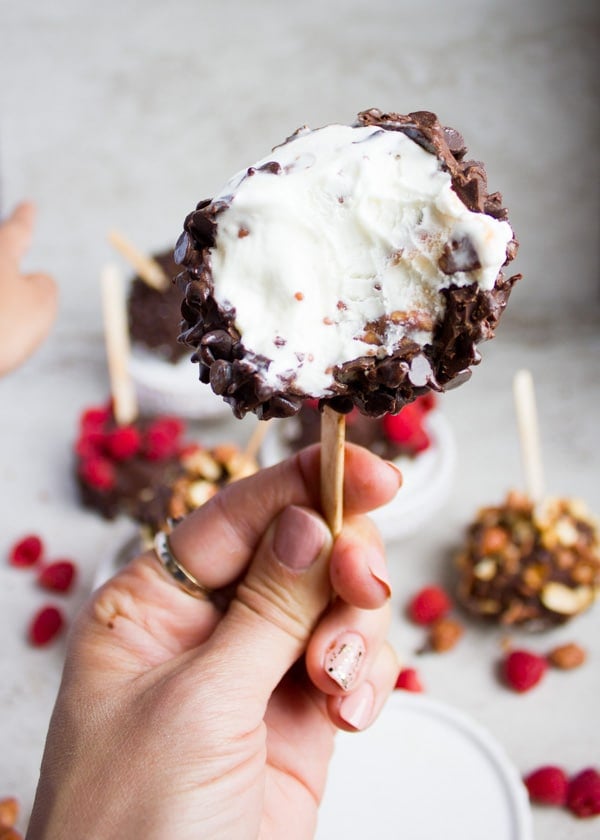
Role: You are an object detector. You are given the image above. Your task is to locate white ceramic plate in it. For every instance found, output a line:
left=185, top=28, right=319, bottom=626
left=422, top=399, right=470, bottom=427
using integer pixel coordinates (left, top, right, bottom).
left=261, top=409, right=457, bottom=542
left=129, top=346, right=232, bottom=420
left=317, top=692, right=532, bottom=840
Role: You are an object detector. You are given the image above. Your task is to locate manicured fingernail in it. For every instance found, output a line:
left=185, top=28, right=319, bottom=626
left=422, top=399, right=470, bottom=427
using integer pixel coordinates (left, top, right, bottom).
left=384, top=460, right=403, bottom=487
left=273, top=506, right=329, bottom=572
left=339, top=682, right=375, bottom=731
left=368, top=552, right=392, bottom=598
left=324, top=632, right=366, bottom=691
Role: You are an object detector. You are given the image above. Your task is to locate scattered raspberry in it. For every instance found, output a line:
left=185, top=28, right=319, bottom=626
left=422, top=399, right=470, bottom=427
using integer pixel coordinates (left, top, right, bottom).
left=28, top=605, right=65, bottom=646
left=143, top=417, right=184, bottom=460
left=523, top=766, right=568, bottom=806
left=407, top=585, right=451, bottom=625
left=79, top=455, right=116, bottom=491
left=104, top=425, right=142, bottom=461
left=395, top=667, right=424, bottom=692
left=0, top=795, right=19, bottom=830
left=38, top=560, right=77, bottom=594
left=567, top=768, right=600, bottom=818
left=429, top=616, right=464, bottom=652
left=547, top=642, right=586, bottom=670
left=8, top=535, right=44, bottom=568
left=503, top=649, right=547, bottom=692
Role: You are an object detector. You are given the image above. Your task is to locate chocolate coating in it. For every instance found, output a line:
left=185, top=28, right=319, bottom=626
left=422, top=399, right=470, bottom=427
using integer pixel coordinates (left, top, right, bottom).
left=176, top=110, right=521, bottom=419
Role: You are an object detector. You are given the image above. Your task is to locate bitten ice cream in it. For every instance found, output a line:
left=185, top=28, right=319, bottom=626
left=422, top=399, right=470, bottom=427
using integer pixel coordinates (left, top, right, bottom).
left=175, top=110, right=521, bottom=419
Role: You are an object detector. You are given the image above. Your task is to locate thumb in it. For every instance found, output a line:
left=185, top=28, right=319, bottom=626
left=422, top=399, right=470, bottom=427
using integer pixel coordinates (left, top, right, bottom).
left=205, top=505, right=333, bottom=713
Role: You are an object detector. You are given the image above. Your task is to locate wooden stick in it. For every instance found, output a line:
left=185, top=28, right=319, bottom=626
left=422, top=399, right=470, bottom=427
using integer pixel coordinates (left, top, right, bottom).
left=320, top=406, right=346, bottom=537
left=513, top=369, right=545, bottom=504
left=107, top=229, right=170, bottom=292
left=101, top=263, right=138, bottom=426
left=243, top=418, right=271, bottom=465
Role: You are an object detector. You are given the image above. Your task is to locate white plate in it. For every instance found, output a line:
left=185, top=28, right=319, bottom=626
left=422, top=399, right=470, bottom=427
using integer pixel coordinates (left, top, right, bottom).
left=317, top=692, right=532, bottom=840
left=261, top=409, right=457, bottom=542
left=129, top=346, right=232, bottom=420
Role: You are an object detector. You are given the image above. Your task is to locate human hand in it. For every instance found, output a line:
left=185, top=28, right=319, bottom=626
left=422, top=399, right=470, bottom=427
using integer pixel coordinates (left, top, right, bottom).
left=0, top=202, right=57, bottom=376
left=27, top=444, right=401, bottom=840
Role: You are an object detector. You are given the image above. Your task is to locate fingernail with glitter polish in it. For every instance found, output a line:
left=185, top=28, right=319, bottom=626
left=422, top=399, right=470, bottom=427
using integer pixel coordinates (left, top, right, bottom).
left=339, top=682, right=375, bottom=731
left=273, top=506, right=330, bottom=572
left=324, top=632, right=366, bottom=691
left=368, top=551, right=392, bottom=597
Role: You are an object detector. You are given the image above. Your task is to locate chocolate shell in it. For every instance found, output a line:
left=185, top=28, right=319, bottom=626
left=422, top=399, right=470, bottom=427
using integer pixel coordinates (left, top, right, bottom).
left=175, top=110, right=521, bottom=420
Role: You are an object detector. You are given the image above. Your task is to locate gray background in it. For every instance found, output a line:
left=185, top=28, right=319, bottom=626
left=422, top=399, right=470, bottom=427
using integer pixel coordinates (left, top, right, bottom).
left=1, top=1, right=599, bottom=837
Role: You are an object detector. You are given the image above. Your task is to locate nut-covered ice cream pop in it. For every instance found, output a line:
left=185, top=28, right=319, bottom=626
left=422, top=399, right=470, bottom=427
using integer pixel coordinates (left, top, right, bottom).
left=456, top=491, right=600, bottom=628
left=175, top=109, right=520, bottom=420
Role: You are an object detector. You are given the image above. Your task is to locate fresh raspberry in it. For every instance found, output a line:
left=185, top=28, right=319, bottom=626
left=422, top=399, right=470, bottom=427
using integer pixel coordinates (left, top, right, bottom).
left=567, top=768, right=600, bottom=818
left=503, top=649, right=547, bottom=693
left=8, top=535, right=44, bottom=567
left=80, top=405, right=111, bottom=431
left=104, top=425, right=142, bottom=460
left=79, top=455, right=117, bottom=491
left=74, top=429, right=106, bottom=459
left=407, top=585, right=451, bottom=625
left=28, top=605, right=65, bottom=646
left=523, top=766, right=568, bottom=806
left=394, top=667, right=424, bottom=692
left=415, top=392, right=437, bottom=413
left=382, top=404, right=431, bottom=454
left=143, top=417, right=184, bottom=461
left=38, top=560, right=77, bottom=593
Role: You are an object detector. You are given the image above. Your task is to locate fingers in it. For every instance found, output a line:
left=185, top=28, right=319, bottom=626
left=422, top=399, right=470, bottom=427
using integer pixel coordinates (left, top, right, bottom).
left=330, top=514, right=391, bottom=608
left=168, top=443, right=401, bottom=591
left=328, top=642, right=399, bottom=732
left=0, top=269, right=58, bottom=376
left=305, top=599, right=391, bottom=695
left=0, top=201, right=36, bottom=261
left=199, top=505, right=333, bottom=717
left=305, top=599, right=398, bottom=732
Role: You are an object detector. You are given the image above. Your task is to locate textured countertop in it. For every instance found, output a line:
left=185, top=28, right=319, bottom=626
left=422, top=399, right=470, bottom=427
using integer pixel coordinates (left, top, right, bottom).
left=1, top=0, right=599, bottom=836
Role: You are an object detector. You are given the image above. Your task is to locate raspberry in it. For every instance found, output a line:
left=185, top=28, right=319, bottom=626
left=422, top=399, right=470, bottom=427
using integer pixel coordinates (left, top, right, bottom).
left=38, top=560, right=77, bottom=593
left=104, top=425, right=142, bottom=460
left=28, top=605, right=65, bottom=646
left=567, top=768, right=600, bottom=818
left=415, top=392, right=437, bottom=413
left=407, top=585, right=451, bottom=625
left=79, top=455, right=117, bottom=491
left=143, top=417, right=184, bottom=460
left=503, top=649, right=547, bottom=692
left=80, top=405, right=111, bottom=431
left=8, top=534, right=44, bottom=567
left=523, top=766, right=568, bottom=806
left=394, top=667, right=424, bottom=692
left=382, top=404, right=431, bottom=454
left=74, top=429, right=106, bottom=459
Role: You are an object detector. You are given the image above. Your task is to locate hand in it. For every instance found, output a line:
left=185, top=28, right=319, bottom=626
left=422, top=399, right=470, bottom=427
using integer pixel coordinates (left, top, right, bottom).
left=0, top=202, right=57, bottom=376
left=27, top=444, right=401, bottom=840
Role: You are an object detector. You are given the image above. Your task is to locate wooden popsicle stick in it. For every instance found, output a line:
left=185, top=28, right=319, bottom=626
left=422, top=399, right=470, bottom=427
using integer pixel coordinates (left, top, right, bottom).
left=108, top=229, right=170, bottom=292
left=229, top=419, right=271, bottom=480
left=513, top=368, right=545, bottom=504
left=101, top=263, right=138, bottom=426
left=320, top=406, right=346, bottom=537
left=242, top=418, right=271, bottom=465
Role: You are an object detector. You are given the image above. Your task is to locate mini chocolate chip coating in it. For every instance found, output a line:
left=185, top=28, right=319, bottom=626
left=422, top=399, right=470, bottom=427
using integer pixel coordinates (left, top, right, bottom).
left=175, top=110, right=521, bottom=420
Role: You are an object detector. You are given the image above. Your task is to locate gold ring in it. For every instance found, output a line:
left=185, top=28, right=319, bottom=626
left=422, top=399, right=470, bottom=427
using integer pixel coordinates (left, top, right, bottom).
left=153, top=531, right=213, bottom=600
